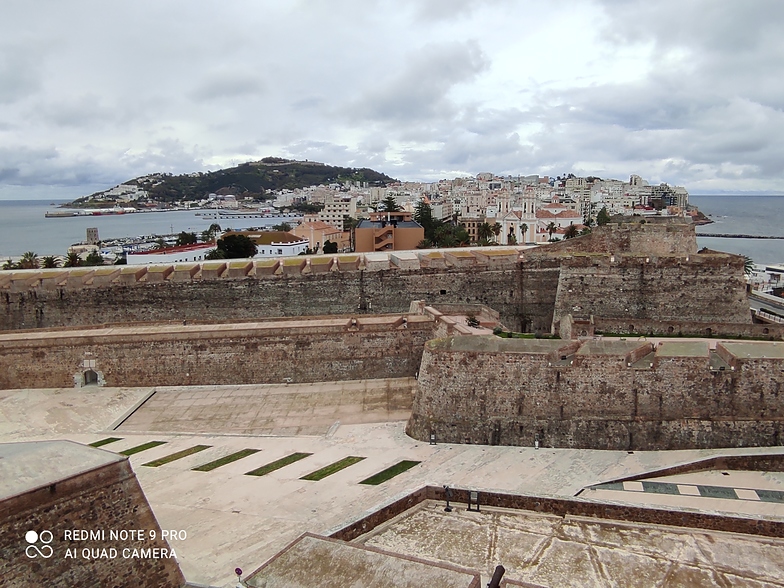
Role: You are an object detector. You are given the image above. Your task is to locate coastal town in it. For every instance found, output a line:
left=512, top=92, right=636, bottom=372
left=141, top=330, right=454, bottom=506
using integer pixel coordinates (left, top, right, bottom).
left=39, top=164, right=696, bottom=262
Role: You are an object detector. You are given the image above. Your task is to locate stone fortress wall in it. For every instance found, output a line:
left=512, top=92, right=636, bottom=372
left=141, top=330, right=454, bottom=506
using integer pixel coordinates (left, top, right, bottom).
left=0, top=442, right=184, bottom=588
left=406, top=336, right=784, bottom=451
left=0, top=221, right=752, bottom=336
left=2, top=219, right=781, bottom=451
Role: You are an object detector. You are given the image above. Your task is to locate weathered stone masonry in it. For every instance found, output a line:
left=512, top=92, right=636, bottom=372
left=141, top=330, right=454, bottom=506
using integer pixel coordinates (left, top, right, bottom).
left=0, top=314, right=437, bottom=390
left=407, top=337, right=784, bottom=450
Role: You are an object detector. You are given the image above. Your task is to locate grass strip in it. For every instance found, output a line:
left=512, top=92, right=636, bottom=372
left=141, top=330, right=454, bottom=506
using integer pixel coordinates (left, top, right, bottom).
left=89, top=437, right=123, bottom=448
left=360, top=460, right=421, bottom=486
left=142, top=445, right=212, bottom=467
left=245, top=452, right=312, bottom=477
left=300, top=456, right=365, bottom=481
left=192, top=449, right=260, bottom=472
left=119, top=441, right=167, bottom=456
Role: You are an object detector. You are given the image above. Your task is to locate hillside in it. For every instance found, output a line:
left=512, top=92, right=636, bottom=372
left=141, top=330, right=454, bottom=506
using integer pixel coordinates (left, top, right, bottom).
left=75, top=158, right=397, bottom=205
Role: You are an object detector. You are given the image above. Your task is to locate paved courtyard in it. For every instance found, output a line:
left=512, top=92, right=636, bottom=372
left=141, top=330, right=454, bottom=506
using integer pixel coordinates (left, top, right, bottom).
left=3, top=384, right=784, bottom=587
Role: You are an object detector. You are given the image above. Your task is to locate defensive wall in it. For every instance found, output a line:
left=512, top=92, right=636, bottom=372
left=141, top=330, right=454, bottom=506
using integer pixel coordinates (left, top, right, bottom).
left=407, top=336, right=784, bottom=450
left=0, top=441, right=184, bottom=588
left=0, top=306, right=485, bottom=390
left=0, top=222, right=753, bottom=335
left=0, top=304, right=500, bottom=390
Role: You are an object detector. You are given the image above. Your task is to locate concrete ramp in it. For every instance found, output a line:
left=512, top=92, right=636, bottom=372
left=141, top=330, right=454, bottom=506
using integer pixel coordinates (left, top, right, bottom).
left=115, top=378, right=416, bottom=436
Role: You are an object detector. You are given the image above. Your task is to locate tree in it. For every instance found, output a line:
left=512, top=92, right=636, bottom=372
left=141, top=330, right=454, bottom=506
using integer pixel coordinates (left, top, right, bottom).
left=414, top=201, right=440, bottom=242
left=343, top=216, right=359, bottom=252
left=596, top=206, right=611, bottom=226
left=176, top=231, right=198, bottom=246
left=213, top=234, right=257, bottom=259
left=380, top=195, right=400, bottom=212
left=520, top=223, right=528, bottom=244
left=18, top=251, right=39, bottom=270
left=84, top=250, right=105, bottom=266
left=564, top=224, right=579, bottom=239
left=272, top=222, right=292, bottom=232
left=3, top=259, right=15, bottom=270
left=322, top=240, right=338, bottom=254
left=477, top=222, right=494, bottom=244
left=507, top=228, right=517, bottom=245
left=201, top=223, right=222, bottom=243
left=546, top=222, right=557, bottom=240
left=743, top=256, right=755, bottom=276
left=492, top=222, right=502, bottom=243
left=42, top=256, right=59, bottom=268
left=64, top=251, right=81, bottom=267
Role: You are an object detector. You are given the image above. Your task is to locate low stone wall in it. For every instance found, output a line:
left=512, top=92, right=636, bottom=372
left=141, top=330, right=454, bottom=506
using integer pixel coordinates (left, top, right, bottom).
left=0, top=455, right=184, bottom=588
left=329, top=484, right=784, bottom=543
left=407, top=336, right=784, bottom=450
left=593, top=317, right=783, bottom=340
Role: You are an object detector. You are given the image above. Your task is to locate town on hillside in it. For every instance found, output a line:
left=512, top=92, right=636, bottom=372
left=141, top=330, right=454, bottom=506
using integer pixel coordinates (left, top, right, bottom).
left=58, top=165, right=695, bottom=261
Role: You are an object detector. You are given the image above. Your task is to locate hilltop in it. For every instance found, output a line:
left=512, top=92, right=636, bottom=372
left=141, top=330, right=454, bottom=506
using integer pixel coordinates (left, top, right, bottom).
left=71, top=158, right=397, bottom=206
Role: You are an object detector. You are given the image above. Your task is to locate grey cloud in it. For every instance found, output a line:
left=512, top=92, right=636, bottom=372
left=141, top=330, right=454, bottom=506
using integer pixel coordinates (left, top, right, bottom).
left=0, top=45, right=43, bottom=104
left=190, top=70, right=265, bottom=102
left=350, top=41, right=490, bottom=124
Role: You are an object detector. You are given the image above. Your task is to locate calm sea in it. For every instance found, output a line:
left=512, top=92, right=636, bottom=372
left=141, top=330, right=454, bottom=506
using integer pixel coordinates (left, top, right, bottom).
left=0, top=195, right=781, bottom=263
left=689, top=195, right=783, bottom=265
left=0, top=201, right=289, bottom=259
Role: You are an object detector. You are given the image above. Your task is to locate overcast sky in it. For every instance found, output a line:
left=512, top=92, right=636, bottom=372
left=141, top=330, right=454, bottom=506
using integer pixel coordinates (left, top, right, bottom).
left=2, top=0, right=784, bottom=199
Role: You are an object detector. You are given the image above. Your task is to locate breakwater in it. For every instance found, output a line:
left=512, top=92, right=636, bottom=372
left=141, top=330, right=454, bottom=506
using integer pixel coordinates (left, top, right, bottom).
left=696, top=233, right=784, bottom=239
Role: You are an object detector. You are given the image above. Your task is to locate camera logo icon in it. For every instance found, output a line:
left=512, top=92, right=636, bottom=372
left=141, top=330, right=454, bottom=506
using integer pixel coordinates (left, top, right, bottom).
left=25, top=530, right=53, bottom=559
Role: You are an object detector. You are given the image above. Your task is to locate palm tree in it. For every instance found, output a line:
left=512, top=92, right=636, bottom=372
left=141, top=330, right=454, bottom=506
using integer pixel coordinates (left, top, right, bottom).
left=520, top=223, right=528, bottom=244
left=18, top=251, right=39, bottom=269
left=491, top=223, right=502, bottom=243
left=64, top=251, right=81, bottom=267
left=42, top=256, right=59, bottom=268
left=2, top=259, right=15, bottom=270
left=546, top=222, right=557, bottom=240
left=743, top=256, right=755, bottom=276
left=564, top=224, right=579, bottom=239
left=477, top=222, right=494, bottom=244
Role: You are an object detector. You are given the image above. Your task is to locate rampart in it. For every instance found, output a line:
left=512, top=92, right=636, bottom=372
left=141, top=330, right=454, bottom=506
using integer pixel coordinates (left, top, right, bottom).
left=0, top=311, right=446, bottom=390
left=0, top=442, right=184, bottom=588
left=0, top=221, right=753, bottom=335
left=407, top=336, right=784, bottom=450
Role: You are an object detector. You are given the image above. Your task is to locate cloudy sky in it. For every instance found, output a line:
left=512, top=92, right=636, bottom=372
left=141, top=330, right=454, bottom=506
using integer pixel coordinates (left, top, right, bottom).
left=2, top=0, right=783, bottom=199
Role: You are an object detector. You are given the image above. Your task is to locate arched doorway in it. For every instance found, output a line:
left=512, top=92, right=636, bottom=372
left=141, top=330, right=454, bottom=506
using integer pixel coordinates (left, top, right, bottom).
left=83, top=369, right=98, bottom=386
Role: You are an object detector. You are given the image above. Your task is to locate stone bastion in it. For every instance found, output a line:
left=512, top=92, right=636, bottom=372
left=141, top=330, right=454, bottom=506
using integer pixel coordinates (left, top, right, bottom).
left=407, top=336, right=784, bottom=450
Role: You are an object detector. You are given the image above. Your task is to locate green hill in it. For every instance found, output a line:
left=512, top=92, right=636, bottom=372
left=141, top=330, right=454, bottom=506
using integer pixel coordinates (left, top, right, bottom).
left=77, top=158, right=397, bottom=205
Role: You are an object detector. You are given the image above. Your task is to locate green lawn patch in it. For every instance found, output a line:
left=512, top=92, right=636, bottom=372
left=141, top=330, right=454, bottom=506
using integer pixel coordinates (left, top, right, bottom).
left=192, top=449, right=260, bottom=472
left=119, top=441, right=167, bottom=456
left=300, top=456, right=365, bottom=481
left=360, top=460, right=421, bottom=485
left=245, top=452, right=312, bottom=477
left=142, top=445, right=212, bottom=467
left=89, top=437, right=123, bottom=448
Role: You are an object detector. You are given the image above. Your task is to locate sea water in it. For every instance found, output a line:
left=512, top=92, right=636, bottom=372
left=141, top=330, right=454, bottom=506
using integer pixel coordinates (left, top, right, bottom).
left=0, top=195, right=781, bottom=263
left=0, top=200, right=290, bottom=259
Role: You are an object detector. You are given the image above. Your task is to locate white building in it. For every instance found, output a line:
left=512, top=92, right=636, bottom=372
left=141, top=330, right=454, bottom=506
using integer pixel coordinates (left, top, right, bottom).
left=126, top=243, right=215, bottom=265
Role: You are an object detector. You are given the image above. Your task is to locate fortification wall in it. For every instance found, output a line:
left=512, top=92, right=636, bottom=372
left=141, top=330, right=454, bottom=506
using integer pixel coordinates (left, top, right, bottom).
left=551, top=253, right=750, bottom=332
left=407, top=337, right=784, bottom=450
left=535, top=220, right=698, bottom=256
left=0, top=457, right=184, bottom=588
left=0, top=315, right=437, bottom=390
left=0, top=265, right=525, bottom=332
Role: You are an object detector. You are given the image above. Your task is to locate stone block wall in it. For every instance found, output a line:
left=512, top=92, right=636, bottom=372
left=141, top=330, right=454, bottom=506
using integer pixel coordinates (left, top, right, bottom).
left=0, top=459, right=184, bottom=588
left=407, top=336, right=784, bottom=450
left=552, top=253, right=750, bottom=332
left=0, top=316, right=437, bottom=390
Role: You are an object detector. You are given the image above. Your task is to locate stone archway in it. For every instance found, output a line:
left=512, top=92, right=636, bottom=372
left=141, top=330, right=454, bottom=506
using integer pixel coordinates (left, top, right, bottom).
left=83, top=369, right=99, bottom=386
